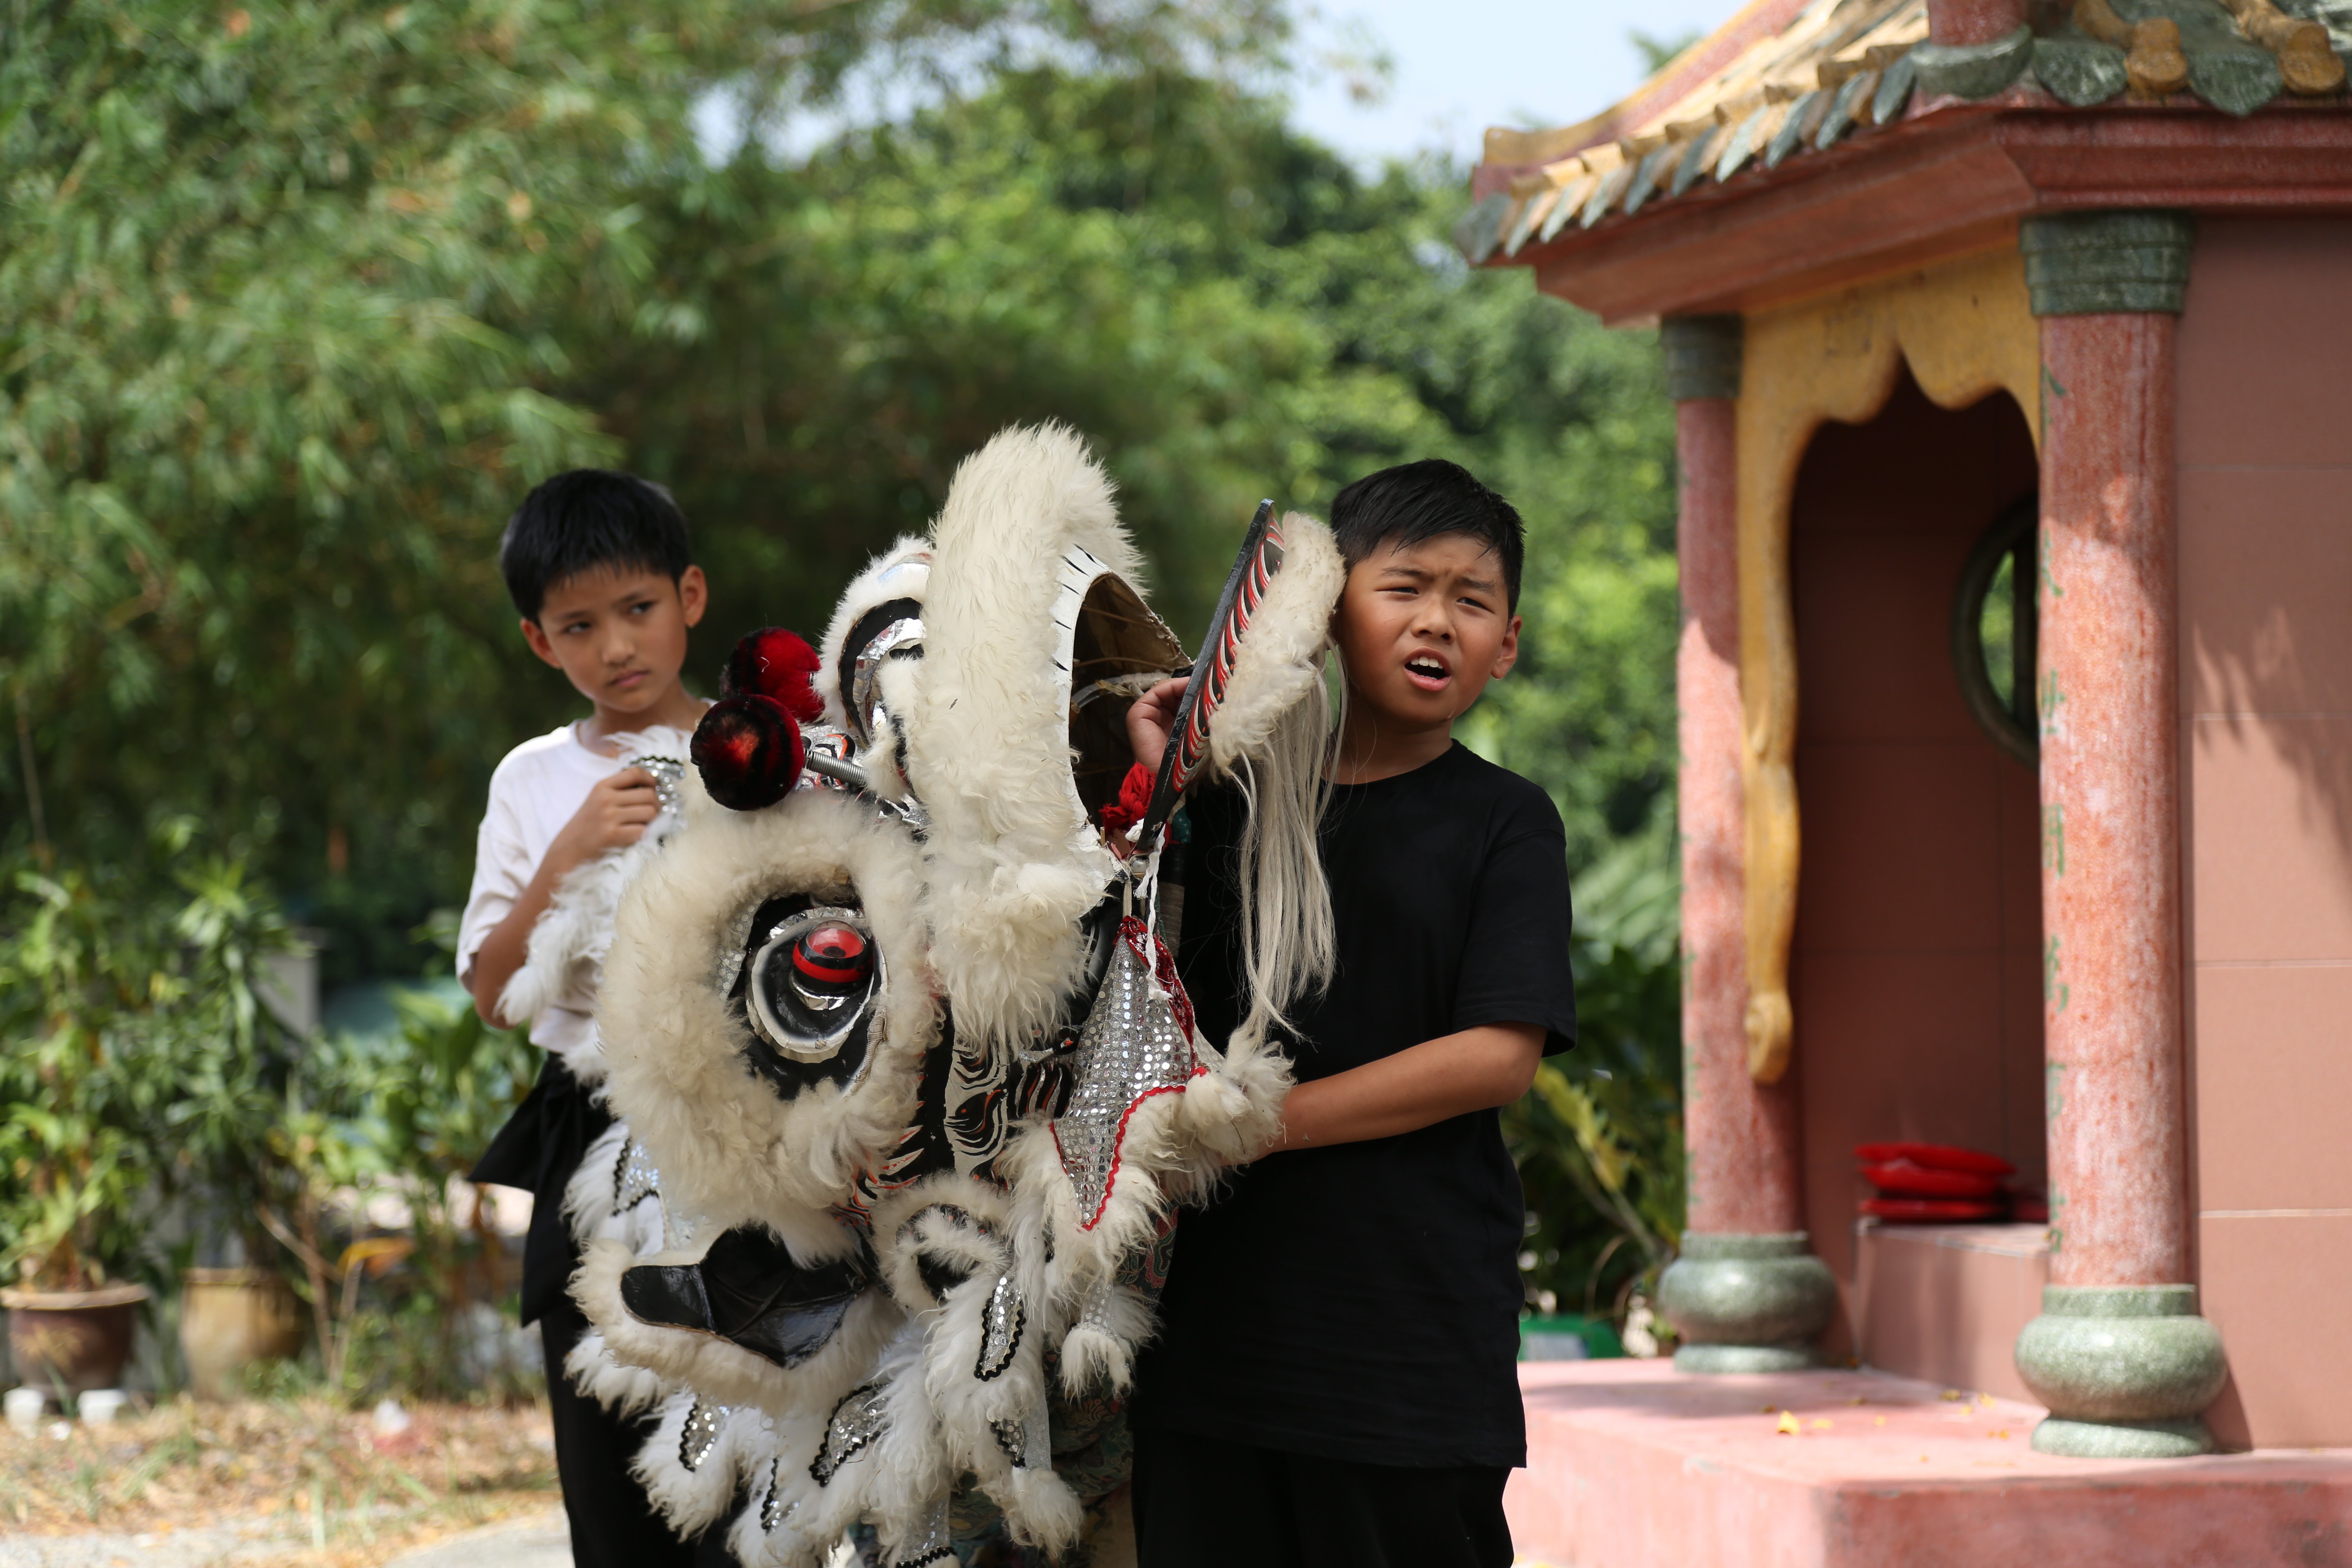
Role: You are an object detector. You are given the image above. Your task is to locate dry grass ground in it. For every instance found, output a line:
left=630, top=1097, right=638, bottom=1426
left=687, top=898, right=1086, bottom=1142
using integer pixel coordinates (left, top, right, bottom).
left=0, top=1397, right=557, bottom=1566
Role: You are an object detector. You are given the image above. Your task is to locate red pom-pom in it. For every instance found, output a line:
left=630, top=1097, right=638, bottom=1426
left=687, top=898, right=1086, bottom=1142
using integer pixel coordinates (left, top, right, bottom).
left=693, top=694, right=806, bottom=810
left=722, top=627, right=824, bottom=724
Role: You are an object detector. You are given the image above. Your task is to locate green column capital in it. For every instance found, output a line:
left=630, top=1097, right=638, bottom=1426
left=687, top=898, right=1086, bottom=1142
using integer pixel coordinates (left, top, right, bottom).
left=2020, top=210, right=2196, bottom=316
left=1662, top=314, right=1744, bottom=401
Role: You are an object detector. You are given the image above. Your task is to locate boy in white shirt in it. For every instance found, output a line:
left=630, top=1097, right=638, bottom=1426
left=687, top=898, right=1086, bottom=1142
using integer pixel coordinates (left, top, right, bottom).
left=458, top=470, right=714, bottom=1566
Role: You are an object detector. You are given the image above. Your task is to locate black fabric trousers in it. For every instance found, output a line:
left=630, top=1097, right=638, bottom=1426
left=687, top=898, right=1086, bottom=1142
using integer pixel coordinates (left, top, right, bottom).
left=1129, top=1426, right=1513, bottom=1568
left=541, top=1292, right=740, bottom=1568
left=480, top=1058, right=735, bottom=1562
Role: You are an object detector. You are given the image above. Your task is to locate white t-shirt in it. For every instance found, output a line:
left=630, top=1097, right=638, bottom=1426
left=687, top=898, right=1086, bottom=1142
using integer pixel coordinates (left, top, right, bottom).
left=456, top=721, right=695, bottom=1057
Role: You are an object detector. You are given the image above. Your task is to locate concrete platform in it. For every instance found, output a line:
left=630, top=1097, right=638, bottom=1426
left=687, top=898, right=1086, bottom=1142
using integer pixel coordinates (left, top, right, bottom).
left=1507, top=1360, right=2352, bottom=1568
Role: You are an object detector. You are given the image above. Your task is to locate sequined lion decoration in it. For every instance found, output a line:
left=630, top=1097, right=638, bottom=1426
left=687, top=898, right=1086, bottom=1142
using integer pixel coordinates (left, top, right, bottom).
left=556, top=423, right=1345, bottom=1565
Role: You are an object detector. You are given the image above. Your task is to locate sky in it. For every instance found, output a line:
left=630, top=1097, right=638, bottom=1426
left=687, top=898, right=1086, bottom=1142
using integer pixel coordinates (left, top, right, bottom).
left=1285, top=0, right=1731, bottom=166
left=713, top=0, right=1737, bottom=169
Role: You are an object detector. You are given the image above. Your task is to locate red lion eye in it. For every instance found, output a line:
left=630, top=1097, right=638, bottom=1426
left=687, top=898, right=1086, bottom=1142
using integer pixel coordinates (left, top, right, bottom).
left=792, top=925, right=870, bottom=986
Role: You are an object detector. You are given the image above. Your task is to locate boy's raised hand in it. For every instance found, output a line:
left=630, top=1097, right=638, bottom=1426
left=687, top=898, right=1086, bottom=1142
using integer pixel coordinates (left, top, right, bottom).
left=546, top=767, right=660, bottom=880
left=1124, top=676, right=1189, bottom=776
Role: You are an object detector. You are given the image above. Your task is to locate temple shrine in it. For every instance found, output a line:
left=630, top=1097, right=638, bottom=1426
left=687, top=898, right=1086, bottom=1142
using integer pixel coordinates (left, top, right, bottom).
left=1461, top=0, right=2352, bottom=1561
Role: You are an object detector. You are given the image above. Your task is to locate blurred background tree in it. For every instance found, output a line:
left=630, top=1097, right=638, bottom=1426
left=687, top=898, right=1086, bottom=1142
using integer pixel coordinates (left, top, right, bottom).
left=2, top=0, right=1682, bottom=1348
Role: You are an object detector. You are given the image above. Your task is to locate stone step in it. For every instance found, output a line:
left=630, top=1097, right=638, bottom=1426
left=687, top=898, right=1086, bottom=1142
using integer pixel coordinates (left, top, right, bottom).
left=1507, top=1361, right=2352, bottom=1568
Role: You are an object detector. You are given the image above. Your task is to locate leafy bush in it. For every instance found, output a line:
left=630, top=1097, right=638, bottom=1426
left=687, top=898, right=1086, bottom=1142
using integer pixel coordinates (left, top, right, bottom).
left=0, top=831, right=300, bottom=1292
left=0, top=0, right=1287, bottom=918
left=0, top=844, right=534, bottom=1401
left=1506, top=821, right=1684, bottom=1329
left=285, top=985, right=539, bottom=1402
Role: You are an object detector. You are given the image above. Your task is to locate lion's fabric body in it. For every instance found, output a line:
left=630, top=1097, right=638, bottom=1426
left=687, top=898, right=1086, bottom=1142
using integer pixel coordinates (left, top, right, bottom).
left=552, top=425, right=1341, bottom=1566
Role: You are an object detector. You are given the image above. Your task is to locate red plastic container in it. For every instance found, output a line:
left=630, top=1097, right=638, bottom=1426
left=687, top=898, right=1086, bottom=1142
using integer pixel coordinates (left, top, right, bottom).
left=1853, top=1142, right=2015, bottom=1177
left=1860, top=1197, right=2005, bottom=1222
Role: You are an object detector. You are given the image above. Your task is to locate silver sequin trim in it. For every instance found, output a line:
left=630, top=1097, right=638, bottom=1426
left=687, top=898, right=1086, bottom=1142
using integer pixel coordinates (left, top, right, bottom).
left=885, top=1496, right=953, bottom=1566
left=1078, top=1276, right=1120, bottom=1338
left=679, top=1399, right=726, bottom=1472
left=973, top=1272, right=1025, bottom=1381
left=1050, top=934, right=1196, bottom=1225
left=714, top=899, right=760, bottom=996
left=1022, top=1401, right=1050, bottom=1469
left=635, top=755, right=688, bottom=820
left=612, top=1138, right=659, bottom=1216
left=758, top=1458, right=790, bottom=1531
left=989, top=1417, right=1025, bottom=1468
left=848, top=617, right=924, bottom=748
left=810, top=1382, right=888, bottom=1486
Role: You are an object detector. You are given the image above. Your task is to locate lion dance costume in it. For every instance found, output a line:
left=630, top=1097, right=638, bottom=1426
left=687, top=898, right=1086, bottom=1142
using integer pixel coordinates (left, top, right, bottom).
left=501, top=425, right=1345, bottom=1564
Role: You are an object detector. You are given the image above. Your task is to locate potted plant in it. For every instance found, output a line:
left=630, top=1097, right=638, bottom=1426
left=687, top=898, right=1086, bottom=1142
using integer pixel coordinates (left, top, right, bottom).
left=0, top=846, right=307, bottom=1400
left=155, top=855, right=314, bottom=1398
left=0, top=866, right=171, bottom=1396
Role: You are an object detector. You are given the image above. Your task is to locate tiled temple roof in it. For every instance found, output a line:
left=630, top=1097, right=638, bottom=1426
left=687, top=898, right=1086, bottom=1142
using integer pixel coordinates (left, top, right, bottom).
left=1459, top=0, right=2352, bottom=267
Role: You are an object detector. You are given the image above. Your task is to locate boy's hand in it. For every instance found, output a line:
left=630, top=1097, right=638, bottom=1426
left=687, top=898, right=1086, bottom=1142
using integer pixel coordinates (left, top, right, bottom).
left=1125, top=677, right=1189, bottom=776
left=545, top=768, right=659, bottom=878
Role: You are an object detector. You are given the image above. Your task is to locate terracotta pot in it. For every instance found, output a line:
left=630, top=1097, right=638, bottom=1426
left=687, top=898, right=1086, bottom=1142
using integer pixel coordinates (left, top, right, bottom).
left=179, top=1268, right=305, bottom=1400
left=0, top=1283, right=148, bottom=1396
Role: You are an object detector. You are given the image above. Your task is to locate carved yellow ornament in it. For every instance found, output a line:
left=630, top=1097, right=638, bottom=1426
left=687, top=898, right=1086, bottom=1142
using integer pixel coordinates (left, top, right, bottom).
left=1734, top=245, right=2041, bottom=1082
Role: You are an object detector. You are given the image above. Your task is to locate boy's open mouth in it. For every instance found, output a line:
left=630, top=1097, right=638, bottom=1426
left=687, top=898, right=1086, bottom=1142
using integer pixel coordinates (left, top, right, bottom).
left=1403, top=653, right=1451, bottom=691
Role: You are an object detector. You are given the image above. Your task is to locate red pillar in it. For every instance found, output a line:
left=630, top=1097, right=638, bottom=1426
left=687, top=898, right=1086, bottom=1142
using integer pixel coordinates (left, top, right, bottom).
left=2036, top=311, right=2188, bottom=1289
left=1676, top=396, right=1802, bottom=1239
left=2014, top=211, right=2224, bottom=1459
left=1656, top=316, right=1831, bottom=1372
left=1927, top=0, right=2027, bottom=48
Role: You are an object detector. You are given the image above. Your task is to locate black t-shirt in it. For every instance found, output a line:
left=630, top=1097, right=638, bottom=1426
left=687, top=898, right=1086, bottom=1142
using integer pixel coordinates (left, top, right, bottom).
left=1130, top=742, right=1577, bottom=1469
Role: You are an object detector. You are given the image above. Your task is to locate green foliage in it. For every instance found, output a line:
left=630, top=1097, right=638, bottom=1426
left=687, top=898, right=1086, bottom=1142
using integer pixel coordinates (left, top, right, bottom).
left=0, top=0, right=1287, bottom=954
left=0, top=831, right=298, bottom=1289
left=283, top=988, right=539, bottom=1400
left=0, top=841, right=532, bottom=1399
left=1, top=0, right=1689, bottom=1362
left=3, top=4, right=1675, bottom=929
left=1506, top=828, right=1684, bottom=1323
left=316, top=989, right=537, bottom=1308
left=590, top=66, right=1678, bottom=867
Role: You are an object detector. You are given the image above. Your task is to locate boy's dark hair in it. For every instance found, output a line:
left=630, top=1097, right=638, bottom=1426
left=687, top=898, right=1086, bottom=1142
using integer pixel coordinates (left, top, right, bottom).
left=1328, top=459, right=1525, bottom=611
left=499, top=469, right=693, bottom=620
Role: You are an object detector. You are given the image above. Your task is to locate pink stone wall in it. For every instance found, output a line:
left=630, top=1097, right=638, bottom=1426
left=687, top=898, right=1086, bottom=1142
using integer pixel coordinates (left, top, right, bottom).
left=1851, top=1221, right=2049, bottom=1400
left=1786, top=372, right=2042, bottom=1352
left=2175, top=216, right=2352, bottom=1450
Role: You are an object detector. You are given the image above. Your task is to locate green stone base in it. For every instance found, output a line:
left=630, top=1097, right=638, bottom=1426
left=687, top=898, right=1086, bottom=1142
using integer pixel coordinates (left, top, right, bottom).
left=1675, top=1342, right=1820, bottom=1375
left=2014, top=1285, right=2227, bottom=1457
left=2031, top=1416, right=2215, bottom=1459
left=1659, top=1233, right=1837, bottom=1374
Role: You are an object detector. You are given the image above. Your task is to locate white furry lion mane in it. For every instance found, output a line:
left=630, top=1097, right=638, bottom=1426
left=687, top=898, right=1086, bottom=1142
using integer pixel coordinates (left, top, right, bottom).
left=904, top=422, right=1140, bottom=1056
left=595, top=774, right=939, bottom=1240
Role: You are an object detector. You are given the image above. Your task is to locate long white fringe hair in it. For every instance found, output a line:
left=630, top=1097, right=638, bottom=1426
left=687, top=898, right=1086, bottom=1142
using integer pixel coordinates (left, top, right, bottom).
left=1201, top=510, right=1350, bottom=1053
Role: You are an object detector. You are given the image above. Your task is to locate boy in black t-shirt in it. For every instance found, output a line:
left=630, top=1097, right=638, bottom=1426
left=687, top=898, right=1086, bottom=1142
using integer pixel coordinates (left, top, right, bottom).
left=1123, top=461, right=1577, bottom=1566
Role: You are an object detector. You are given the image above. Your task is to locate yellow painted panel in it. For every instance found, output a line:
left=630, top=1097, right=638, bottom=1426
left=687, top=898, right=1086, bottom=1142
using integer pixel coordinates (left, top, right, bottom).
left=1736, top=246, right=2040, bottom=1083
